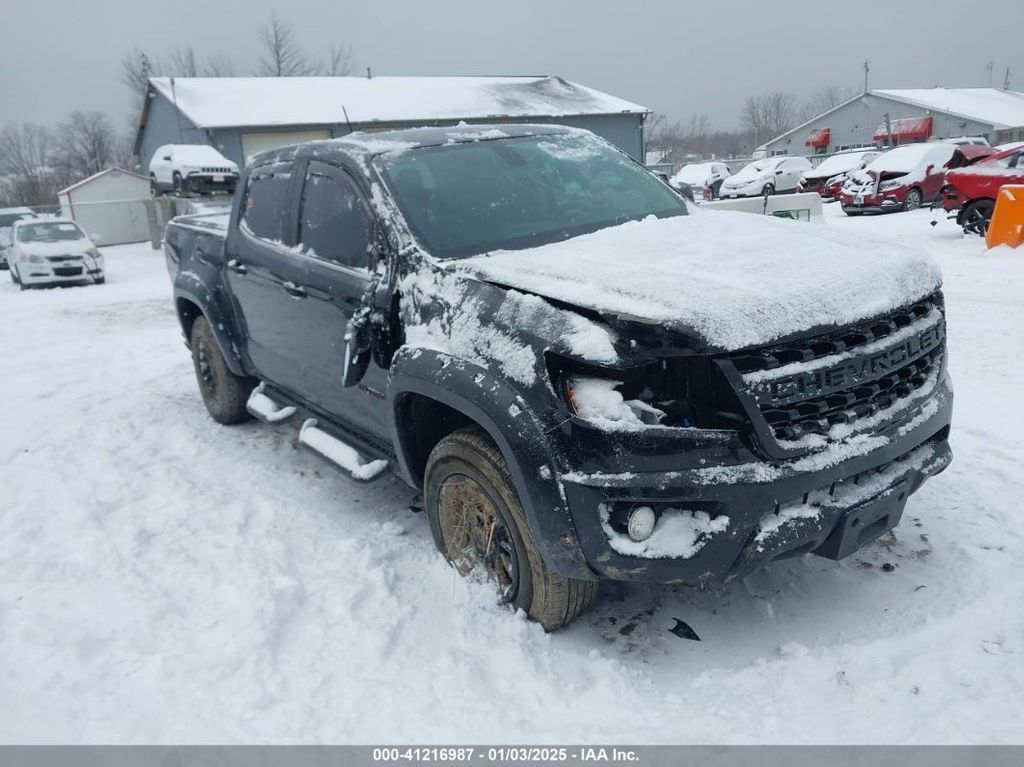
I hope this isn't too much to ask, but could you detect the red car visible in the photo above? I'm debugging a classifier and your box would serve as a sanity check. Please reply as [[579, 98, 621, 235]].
[[939, 145, 1024, 234], [839, 143, 956, 215]]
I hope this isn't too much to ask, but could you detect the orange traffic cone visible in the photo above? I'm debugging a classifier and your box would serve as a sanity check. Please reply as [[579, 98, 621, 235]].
[[986, 185, 1024, 250]]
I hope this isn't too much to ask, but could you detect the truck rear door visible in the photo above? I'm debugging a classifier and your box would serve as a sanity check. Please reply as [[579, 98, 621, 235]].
[[224, 161, 307, 394]]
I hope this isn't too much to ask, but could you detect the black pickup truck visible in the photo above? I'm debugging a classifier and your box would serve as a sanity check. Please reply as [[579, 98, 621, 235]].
[[164, 124, 952, 630]]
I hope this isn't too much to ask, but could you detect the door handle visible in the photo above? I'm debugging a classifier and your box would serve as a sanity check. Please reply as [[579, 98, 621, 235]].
[[227, 259, 247, 275], [282, 281, 307, 298]]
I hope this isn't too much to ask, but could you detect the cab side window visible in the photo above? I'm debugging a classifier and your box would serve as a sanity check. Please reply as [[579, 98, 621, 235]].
[[298, 164, 373, 269], [240, 163, 292, 243]]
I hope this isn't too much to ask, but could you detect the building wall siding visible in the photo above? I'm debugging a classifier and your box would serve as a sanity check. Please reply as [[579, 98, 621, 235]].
[[762, 93, 998, 156], [137, 92, 206, 171]]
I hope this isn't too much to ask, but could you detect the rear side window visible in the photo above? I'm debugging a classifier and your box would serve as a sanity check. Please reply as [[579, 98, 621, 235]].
[[241, 164, 292, 243], [297, 164, 373, 269]]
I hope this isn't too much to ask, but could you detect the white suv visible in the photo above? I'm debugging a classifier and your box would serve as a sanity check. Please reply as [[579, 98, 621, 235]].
[[8, 218, 104, 289], [149, 144, 239, 196]]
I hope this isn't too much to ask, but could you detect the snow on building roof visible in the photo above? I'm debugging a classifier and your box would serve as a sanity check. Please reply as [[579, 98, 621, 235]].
[[873, 88, 1024, 129], [149, 76, 648, 129], [57, 167, 149, 197]]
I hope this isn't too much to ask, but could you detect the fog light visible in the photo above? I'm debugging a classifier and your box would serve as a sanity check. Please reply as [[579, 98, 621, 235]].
[[627, 505, 656, 542]]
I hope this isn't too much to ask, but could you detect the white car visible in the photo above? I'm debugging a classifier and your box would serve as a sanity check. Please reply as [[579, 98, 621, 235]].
[[8, 218, 104, 290], [670, 161, 731, 200], [0, 206, 35, 270], [718, 156, 813, 198], [149, 144, 240, 196]]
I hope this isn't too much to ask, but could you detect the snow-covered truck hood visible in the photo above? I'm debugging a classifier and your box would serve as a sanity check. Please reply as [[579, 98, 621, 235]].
[[455, 210, 941, 352]]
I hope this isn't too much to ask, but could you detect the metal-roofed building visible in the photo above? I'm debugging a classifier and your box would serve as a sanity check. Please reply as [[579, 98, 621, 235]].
[[133, 75, 650, 169], [760, 87, 1024, 157]]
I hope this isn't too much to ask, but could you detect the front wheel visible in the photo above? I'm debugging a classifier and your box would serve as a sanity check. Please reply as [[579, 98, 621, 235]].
[[903, 188, 923, 211], [425, 427, 598, 631], [961, 198, 995, 236], [761, 184, 775, 196], [189, 316, 255, 424], [173, 172, 184, 196]]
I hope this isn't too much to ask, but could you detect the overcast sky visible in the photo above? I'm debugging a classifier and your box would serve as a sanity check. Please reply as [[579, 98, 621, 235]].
[[2, 0, 1022, 132]]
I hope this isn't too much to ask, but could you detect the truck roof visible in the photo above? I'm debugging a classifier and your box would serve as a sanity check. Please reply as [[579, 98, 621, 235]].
[[248, 123, 579, 167]]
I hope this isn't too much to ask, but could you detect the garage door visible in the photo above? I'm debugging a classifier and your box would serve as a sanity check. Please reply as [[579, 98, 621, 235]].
[[241, 130, 331, 162]]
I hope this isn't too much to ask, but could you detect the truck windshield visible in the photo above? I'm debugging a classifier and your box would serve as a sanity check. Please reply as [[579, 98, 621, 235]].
[[378, 134, 686, 259]]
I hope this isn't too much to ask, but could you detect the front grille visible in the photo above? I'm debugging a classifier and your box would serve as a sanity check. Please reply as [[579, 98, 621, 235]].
[[760, 345, 942, 441], [47, 255, 79, 263], [200, 166, 232, 174], [724, 293, 945, 451], [53, 266, 83, 277]]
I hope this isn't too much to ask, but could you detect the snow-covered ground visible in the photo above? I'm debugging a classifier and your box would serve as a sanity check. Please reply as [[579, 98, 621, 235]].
[[1, 205, 1022, 743]]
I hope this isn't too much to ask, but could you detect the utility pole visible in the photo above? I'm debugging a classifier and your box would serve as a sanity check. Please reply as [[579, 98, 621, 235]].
[[987, 60, 994, 87], [1004, 67, 1013, 90], [863, 59, 871, 93]]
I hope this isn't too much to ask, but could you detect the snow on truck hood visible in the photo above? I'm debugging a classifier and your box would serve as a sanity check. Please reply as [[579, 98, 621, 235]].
[[456, 210, 941, 352]]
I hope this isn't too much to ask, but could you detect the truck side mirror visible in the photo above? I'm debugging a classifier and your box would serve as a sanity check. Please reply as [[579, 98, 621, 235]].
[[341, 314, 372, 388], [340, 267, 400, 387]]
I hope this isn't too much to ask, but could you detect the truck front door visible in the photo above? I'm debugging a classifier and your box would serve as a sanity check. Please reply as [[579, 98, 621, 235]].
[[282, 159, 393, 442]]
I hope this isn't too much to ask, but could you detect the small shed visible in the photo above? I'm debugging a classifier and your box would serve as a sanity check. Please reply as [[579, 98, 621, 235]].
[[57, 168, 152, 246]]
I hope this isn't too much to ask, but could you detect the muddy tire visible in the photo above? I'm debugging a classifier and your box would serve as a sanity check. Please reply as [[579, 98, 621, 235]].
[[189, 315, 254, 424], [425, 426, 598, 631]]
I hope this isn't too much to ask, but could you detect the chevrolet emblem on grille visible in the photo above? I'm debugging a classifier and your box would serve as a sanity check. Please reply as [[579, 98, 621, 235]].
[[751, 322, 945, 405]]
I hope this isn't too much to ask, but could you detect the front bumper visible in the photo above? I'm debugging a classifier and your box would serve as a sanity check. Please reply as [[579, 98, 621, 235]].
[[557, 377, 953, 585], [183, 173, 238, 194], [840, 191, 905, 213], [18, 257, 103, 286]]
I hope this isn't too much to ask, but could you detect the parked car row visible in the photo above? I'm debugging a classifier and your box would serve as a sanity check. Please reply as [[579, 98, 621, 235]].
[[670, 139, 1016, 227]]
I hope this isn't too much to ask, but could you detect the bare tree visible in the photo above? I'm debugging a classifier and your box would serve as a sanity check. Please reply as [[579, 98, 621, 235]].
[[799, 86, 856, 122], [741, 92, 798, 146], [52, 111, 121, 186], [257, 13, 314, 76], [205, 53, 235, 77], [168, 46, 200, 78], [0, 123, 58, 205], [325, 43, 354, 76], [121, 48, 159, 113]]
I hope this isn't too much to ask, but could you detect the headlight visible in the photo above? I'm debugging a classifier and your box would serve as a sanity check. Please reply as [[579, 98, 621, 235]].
[[28, 254, 45, 263], [548, 354, 736, 431], [87, 247, 101, 258], [878, 179, 901, 191]]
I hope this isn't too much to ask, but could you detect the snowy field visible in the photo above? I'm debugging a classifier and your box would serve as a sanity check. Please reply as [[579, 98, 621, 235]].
[[1, 205, 1022, 744]]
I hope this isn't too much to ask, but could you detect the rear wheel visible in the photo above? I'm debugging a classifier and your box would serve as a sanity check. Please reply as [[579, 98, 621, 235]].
[[189, 316, 255, 424], [903, 188, 923, 211], [425, 426, 598, 631], [961, 198, 995, 236]]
